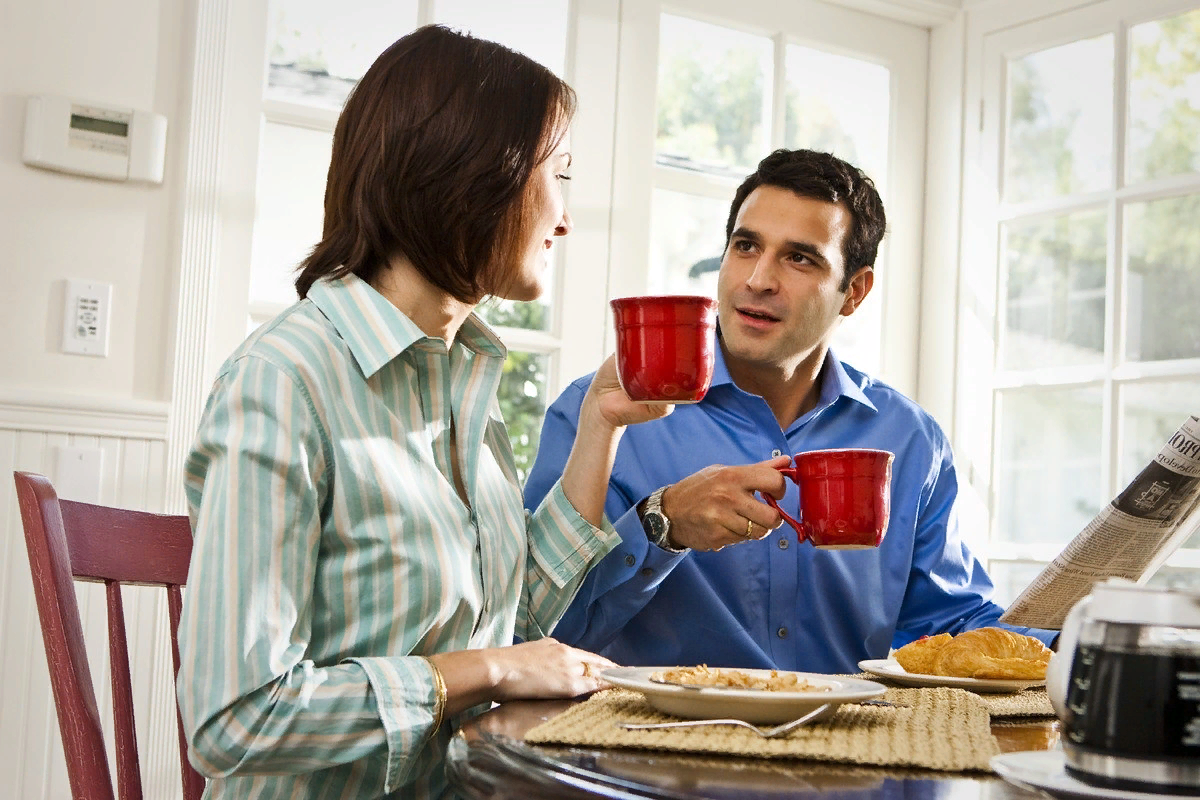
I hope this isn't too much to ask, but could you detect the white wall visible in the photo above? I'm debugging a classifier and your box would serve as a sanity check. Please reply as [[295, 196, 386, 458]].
[[0, 0, 188, 796], [1, 0, 190, 402]]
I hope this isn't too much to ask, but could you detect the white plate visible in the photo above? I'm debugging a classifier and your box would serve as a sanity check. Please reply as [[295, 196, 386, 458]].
[[992, 750, 1187, 800], [600, 666, 887, 724], [858, 658, 1045, 693]]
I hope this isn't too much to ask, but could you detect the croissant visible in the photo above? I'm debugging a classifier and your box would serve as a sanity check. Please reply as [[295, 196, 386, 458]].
[[892, 627, 1051, 680]]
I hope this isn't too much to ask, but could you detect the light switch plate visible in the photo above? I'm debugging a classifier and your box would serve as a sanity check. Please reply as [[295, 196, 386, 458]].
[[53, 445, 104, 503], [62, 279, 112, 357]]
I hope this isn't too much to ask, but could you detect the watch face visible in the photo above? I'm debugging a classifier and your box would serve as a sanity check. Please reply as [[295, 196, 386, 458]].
[[644, 513, 668, 540]]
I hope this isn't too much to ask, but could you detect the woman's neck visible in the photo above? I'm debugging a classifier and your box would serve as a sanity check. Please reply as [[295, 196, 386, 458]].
[[371, 256, 476, 342]]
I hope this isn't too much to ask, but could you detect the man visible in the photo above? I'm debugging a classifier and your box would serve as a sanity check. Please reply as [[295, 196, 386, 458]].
[[524, 149, 1055, 673]]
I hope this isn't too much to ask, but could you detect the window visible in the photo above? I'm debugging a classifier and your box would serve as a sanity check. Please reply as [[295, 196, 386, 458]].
[[972, 1, 1200, 599], [249, 0, 577, 480], [607, 0, 928, 388]]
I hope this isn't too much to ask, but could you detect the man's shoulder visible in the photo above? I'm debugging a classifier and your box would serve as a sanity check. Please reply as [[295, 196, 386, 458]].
[[840, 360, 949, 444]]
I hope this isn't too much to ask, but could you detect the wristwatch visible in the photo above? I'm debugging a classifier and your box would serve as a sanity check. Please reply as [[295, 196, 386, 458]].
[[640, 486, 685, 553]]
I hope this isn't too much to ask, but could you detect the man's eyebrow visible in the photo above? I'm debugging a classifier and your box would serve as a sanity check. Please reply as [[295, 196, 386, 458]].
[[730, 228, 830, 267], [785, 240, 829, 266]]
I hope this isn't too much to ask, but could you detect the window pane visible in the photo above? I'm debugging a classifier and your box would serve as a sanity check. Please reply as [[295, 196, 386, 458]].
[[995, 387, 1105, 546], [266, 0, 418, 108], [1000, 210, 1107, 369], [434, 0, 569, 76], [987, 561, 1047, 606], [784, 45, 890, 193], [1004, 35, 1113, 203], [250, 121, 331, 307], [497, 351, 549, 483], [1147, 565, 1200, 590], [476, 290, 551, 333], [648, 189, 727, 297], [1125, 193, 1200, 361], [656, 14, 772, 178], [1127, 9, 1200, 184]]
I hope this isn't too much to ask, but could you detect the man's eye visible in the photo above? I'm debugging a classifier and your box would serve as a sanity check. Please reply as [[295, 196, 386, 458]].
[[733, 241, 754, 252]]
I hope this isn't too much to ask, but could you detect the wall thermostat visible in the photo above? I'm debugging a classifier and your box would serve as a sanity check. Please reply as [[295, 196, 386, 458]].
[[23, 95, 167, 184]]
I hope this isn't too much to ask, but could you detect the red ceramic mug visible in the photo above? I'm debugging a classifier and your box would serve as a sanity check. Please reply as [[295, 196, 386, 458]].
[[763, 448, 894, 549], [610, 295, 718, 403]]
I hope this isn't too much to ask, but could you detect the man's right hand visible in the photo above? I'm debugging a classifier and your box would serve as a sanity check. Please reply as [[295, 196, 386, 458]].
[[660, 455, 792, 550]]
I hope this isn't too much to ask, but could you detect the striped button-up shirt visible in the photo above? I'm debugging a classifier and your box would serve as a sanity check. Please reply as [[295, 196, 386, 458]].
[[177, 273, 618, 799]]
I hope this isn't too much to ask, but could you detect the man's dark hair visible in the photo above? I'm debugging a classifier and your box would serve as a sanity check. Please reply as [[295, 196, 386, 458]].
[[724, 149, 886, 290], [295, 25, 576, 300]]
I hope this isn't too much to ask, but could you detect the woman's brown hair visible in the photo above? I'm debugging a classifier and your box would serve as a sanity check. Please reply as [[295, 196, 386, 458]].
[[295, 25, 576, 300]]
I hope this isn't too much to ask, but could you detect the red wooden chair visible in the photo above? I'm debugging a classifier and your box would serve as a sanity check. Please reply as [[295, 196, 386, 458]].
[[14, 471, 205, 800]]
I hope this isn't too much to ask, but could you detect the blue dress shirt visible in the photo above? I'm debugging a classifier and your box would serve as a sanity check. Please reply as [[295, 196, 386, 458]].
[[524, 345, 1056, 673]]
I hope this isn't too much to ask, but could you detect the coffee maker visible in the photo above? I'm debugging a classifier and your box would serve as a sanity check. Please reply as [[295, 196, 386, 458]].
[[1047, 579, 1200, 794]]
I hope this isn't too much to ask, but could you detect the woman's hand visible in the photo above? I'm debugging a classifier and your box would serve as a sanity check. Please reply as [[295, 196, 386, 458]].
[[429, 639, 618, 715], [585, 355, 674, 429]]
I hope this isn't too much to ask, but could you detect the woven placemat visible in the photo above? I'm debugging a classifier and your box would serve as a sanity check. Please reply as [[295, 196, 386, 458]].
[[975, 687, 1054, 718], [842, 673, 1055, 718], [524, 687, 998, 772]]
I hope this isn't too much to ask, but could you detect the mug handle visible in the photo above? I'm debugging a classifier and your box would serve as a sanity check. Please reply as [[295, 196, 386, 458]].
[[763, 465, 808, 544]]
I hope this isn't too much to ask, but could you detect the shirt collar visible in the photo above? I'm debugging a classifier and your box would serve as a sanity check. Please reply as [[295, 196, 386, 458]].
[[710, 333, 877, 413], [307, 272, 506, 379]]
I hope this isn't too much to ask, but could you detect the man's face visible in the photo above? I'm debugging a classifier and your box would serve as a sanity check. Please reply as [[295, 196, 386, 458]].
[[716, 185, 872, 372]]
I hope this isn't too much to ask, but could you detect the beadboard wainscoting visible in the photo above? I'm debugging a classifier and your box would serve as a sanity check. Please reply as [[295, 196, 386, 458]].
[[0, 390, 184, 799]]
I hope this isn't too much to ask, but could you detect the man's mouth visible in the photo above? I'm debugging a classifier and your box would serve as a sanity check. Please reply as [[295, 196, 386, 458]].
[[736, 307, 780, 323]]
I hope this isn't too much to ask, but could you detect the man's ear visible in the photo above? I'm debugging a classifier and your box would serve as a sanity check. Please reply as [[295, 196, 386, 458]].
[[840, 266, 874, 317]]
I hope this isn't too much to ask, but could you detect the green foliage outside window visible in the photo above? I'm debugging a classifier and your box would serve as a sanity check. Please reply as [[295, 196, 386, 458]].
[[477, 300, 549, 483]]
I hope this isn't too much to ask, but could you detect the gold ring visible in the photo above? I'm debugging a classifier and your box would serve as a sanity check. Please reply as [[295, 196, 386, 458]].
[[742, 519, 754, 538], [582, 662, 592, 678]]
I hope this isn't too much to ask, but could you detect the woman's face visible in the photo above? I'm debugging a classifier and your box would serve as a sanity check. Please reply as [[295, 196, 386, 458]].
[[501, 131, 574, 302]]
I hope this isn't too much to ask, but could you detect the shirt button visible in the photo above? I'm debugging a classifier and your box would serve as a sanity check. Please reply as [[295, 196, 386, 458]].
[[777, 627, 789, 639], [771, 449, 783, 458], [778, 537, 789, 550], [641, 568, 653, 577], [625, 554, 636, 567]]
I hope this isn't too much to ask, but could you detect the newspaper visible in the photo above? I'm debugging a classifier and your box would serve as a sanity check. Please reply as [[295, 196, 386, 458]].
[[1000, 415, 1200, 630]]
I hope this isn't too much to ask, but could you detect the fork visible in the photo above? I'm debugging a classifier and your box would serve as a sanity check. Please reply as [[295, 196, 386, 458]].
[[618, 703, 831, 738]]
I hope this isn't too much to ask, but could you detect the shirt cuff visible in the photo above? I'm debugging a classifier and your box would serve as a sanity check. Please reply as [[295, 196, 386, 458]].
[[528, 479, 620, 588], [344, 655, 437, 794]]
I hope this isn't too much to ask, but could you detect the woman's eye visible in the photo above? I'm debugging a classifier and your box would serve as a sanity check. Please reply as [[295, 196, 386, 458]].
[[556, 174, 572, 182]]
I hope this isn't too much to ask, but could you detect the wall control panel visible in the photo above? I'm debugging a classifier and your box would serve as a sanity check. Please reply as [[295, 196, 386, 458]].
[[23, 95, 167, 183], [62, 279, 112, 357]]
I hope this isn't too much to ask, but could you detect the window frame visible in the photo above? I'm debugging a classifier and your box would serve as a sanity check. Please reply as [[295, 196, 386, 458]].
[[959, 0, 1200, 584], [607, 0, 930, 395]]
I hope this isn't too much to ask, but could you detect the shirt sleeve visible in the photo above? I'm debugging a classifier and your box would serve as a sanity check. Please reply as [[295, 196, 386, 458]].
[[522, 381, 689, 649], [895, 430, 1059, 648], [176, 355, 441, 793]]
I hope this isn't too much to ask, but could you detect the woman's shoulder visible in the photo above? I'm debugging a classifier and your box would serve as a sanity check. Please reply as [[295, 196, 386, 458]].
[[218, 300, 352, 391]]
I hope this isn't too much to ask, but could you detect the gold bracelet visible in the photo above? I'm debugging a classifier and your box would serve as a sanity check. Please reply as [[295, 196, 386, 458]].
[[422, 656, 447, 734]]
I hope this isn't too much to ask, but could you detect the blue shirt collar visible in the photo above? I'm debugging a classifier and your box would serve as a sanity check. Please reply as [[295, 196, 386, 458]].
[[307, 272, 506, 379], [711, 335, 878, 414]]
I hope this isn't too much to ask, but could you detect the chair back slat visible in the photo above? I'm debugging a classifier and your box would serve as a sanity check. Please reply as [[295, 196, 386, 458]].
[[59, 499, 192, 586], [105, 581, 143, 800], [168, 586, 206, 800], [14, 471, 205, 800], [15, 471, 116, 800]]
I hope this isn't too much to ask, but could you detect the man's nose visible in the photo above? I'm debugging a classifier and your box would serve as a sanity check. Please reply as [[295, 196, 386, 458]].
[[745, 256, 777, 293]]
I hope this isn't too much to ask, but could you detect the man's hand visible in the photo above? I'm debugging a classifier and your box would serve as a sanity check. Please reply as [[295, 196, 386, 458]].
[[661, 456, 792, 550]]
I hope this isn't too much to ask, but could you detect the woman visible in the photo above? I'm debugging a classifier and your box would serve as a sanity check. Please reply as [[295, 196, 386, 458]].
[[177, 25, 668, 799]]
